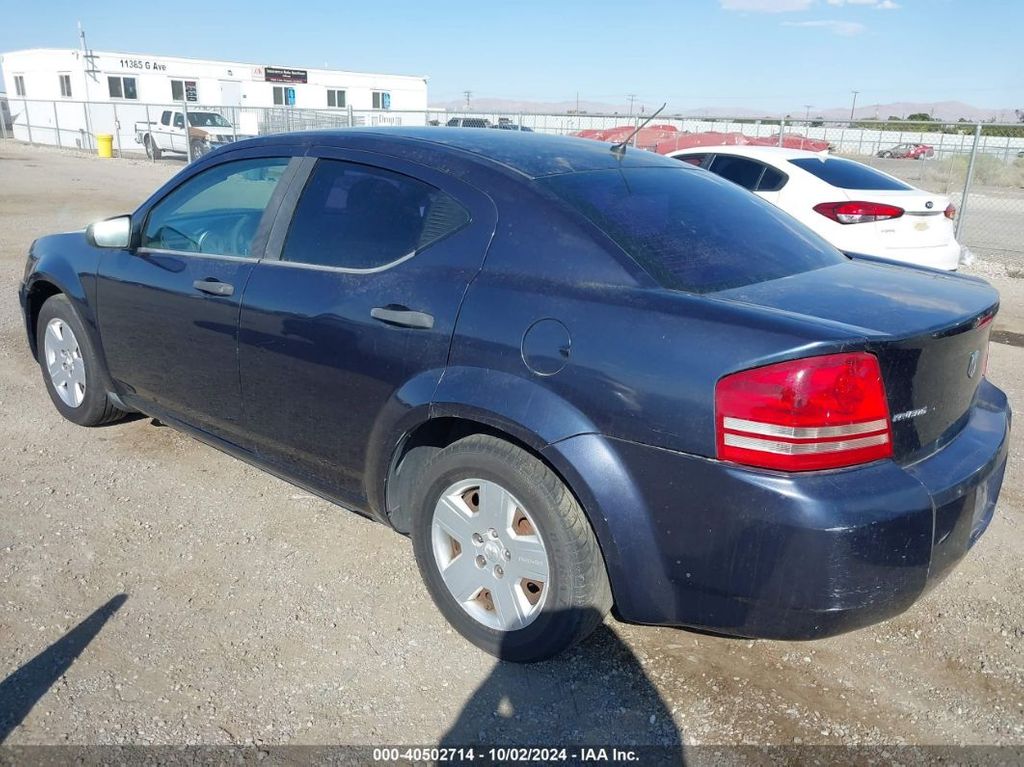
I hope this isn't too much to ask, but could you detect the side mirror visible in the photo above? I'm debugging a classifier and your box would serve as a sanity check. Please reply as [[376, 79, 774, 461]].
[[87, 215, 132, 249]]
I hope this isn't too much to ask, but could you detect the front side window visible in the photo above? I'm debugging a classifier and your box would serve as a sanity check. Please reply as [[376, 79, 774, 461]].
[[327, 89, 346, 108], [108, 76, 137, 100], [14, 75, 25, 96], [59, 74, 72, 98], [372, 91, 391, 110], [143, 158, 289, 257], [281, 160, 470, 270], [542, 167, 845, 294]]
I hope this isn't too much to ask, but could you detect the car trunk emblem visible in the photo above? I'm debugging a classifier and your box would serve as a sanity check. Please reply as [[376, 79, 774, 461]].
[[967, 350, 980, 379]]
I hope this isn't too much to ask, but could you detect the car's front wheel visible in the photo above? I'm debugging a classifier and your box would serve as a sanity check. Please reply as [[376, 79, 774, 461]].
[[411, 434, 612, 662], [36, 294, 126, 427]]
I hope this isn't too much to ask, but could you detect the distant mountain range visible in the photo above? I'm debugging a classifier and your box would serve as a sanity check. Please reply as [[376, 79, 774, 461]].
[[429, 97, 1019, 123]]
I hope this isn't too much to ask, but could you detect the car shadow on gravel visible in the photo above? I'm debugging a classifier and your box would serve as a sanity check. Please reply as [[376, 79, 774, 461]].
[[440, 609, 682, 757], [0, 593, 127, 743]]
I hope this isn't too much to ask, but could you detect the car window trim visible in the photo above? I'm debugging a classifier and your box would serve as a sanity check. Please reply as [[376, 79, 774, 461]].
[[262, 156, 474, 275], [138, 155, 305, 262], [135, 246, 260, 263]]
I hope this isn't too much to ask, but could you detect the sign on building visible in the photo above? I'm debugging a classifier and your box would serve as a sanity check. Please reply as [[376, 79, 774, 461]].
[[264, 67, 308, 84]]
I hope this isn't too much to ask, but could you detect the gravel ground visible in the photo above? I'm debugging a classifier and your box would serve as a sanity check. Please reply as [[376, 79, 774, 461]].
[[0, 141, 1022, 749]]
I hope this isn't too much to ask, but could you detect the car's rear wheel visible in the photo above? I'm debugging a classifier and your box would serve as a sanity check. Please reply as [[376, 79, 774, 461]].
[[36, 295, 126, 427], [145, 135, 161, 160], [411, 434, 612, 662]]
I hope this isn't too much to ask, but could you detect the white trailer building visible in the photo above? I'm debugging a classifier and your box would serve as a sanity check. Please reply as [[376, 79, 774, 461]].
[[0, 47, 429, 151]]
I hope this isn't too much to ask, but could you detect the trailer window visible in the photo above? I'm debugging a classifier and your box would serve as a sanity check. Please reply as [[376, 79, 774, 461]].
[[171, 79, 198, 103], [327, 89, 346, 108], [108, 76, 137, 100], [59, 74, 72, 99]]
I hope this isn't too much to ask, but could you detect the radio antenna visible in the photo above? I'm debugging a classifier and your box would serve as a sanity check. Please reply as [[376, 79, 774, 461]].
[[611, 102, 667, 157]]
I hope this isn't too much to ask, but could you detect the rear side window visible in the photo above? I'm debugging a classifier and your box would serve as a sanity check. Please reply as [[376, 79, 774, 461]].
[[542, 167, 845, 294], [757, 165, 787, 192], [708, 155, 764, 191], [789, 157, 912, 190], [282, 160, 470, 270]]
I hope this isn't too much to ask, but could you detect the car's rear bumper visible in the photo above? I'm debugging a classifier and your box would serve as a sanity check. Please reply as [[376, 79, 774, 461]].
[[870, 240, 963, 271], [544, 378, 1010, 640]]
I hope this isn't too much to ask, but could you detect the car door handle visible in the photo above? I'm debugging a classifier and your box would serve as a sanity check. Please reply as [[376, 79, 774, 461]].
[[370, 306, 434, 330], [192, 279, 234, 297]]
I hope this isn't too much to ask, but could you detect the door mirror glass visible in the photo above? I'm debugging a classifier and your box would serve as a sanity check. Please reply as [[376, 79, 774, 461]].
[[87, 215, 132, 248]]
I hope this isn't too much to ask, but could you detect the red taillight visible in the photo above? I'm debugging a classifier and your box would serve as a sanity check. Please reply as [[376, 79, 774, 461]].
[[716, 352, 893, 471], [944, 203, 956, 220], [813, 201, 905, 224]]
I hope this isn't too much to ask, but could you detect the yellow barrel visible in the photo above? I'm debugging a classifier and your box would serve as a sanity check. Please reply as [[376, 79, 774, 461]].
[[96, 134, 114, 158]]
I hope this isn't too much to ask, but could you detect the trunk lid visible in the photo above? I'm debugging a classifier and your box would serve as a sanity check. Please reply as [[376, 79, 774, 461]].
[[844, 188, 955, 249], [713, 260, 998, 461]]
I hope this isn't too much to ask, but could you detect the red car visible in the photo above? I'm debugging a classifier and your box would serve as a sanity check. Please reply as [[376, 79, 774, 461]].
[[877, 143, 935, 159]]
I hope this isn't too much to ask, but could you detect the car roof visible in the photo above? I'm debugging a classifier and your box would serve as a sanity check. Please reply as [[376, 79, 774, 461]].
[[239, 127, 682, 178], [669, 144, 828, 162]]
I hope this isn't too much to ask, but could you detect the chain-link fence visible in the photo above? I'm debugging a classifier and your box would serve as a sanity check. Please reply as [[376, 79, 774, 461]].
[[2, 97, 1022, 264]]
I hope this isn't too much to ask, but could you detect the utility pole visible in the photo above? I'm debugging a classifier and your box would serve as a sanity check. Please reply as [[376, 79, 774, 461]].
[[463, 90, 472, 110], [626, 94, 638, 118], [804, 104, 813, 122], [849, 90, 859, 121]]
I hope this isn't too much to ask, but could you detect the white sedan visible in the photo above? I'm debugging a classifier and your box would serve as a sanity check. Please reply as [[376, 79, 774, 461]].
[[667, 146, 964, 271]]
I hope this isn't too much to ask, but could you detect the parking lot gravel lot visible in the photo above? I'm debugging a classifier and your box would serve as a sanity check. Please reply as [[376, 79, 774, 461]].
[[1, 141, 1022, 749]]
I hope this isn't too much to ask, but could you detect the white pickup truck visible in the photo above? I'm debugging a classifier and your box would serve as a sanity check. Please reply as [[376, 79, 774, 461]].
[[134, 110, 253, 160]]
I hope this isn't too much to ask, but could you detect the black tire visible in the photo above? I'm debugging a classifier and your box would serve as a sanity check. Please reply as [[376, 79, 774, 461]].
[[190, 140, 207, 160], [36, 294, 126, 427], [411, 434, 612, 662], [145, 135, 161, 160]]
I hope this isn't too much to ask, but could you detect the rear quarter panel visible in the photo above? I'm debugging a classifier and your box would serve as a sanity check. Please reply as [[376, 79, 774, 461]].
[[449, 183, 870, 458]]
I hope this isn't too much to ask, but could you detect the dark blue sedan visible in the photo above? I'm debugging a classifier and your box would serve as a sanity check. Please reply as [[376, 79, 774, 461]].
[[19, 128, 1010, 661]]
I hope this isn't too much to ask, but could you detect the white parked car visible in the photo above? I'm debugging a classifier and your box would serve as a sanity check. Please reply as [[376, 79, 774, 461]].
[[667, 146, 964, 271]]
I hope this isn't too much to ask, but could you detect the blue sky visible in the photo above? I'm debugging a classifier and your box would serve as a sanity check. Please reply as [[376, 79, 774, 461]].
[[0, 0, 1019, 113]]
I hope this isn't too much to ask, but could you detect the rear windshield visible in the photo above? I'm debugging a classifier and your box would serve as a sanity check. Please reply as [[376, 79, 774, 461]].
[[789, 157, 912, 190], [541, 167, 845, 293]]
